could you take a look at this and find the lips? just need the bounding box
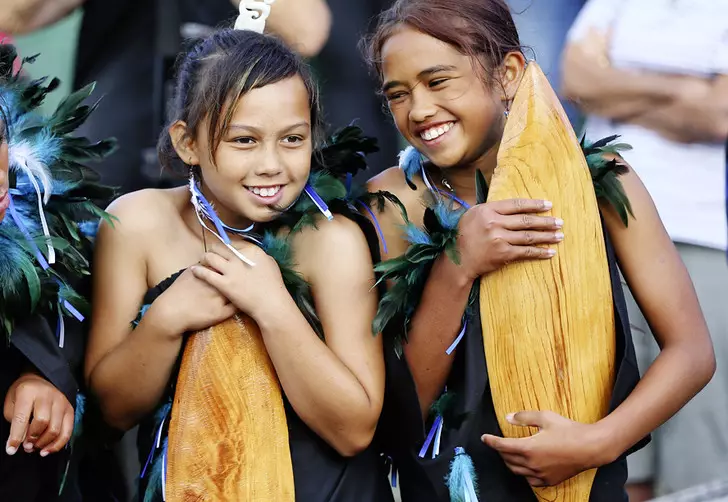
[245,185,281,198]
[417,121,455,143]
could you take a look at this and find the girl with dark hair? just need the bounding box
[362,0,715,500]
[85,6,394,501]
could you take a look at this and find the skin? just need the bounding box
[562,28,728,144]
[85,75,384,456]
[368,25,715,488]
[1,123,75,458]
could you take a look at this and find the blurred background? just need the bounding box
[2,1,726,501]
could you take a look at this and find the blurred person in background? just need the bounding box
[1,0,332,196]
[562,1,728,500]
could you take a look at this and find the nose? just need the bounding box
[253,146,284,178]
[408,87,437,124]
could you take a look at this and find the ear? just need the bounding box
[500,51,527,103]
[169,120,200,166]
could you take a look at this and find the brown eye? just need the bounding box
[429,78,448,88]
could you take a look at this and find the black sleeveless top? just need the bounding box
[136,210,394,502]
[377,227,649,502]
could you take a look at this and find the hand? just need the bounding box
[190,243,287,322]
[3,371,74,457]
[156,267,238,334]
[455,199,563,281]
[481,411,613,487]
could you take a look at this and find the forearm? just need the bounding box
[231,0,331,57]
[0,0,82,34]
[628,76,728,144]
[87,305,183,430]
[562,45,682,121]
[404,255,474,417]
[257,296,379,456]
[595,340,715,463]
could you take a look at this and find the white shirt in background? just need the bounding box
[567,0,728,251]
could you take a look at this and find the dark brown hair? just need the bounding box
[363,0,523,85]
[159,28,323,175]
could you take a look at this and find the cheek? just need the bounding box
[388,102,413,139]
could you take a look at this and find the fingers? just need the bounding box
[199,251,230,273]
[34,400,67,452]
[481,434,526,455]
[191,263,224,287]
[502,229,563,247]
[490,198,553,216]
[40,408,74,456]
[6,391,34,455]
[508,411,551,429]
[23,396,52,452]
[501,212,563,232]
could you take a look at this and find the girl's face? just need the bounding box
[380,25,517,170]
[176,75,313,228]
[0,127,9,223]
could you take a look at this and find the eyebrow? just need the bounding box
[381,64,458,93]
[227,121,310,134]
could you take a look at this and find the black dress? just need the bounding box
[378,227,650,502]
[135,210,394,502]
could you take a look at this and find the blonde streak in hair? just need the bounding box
[207,58,261,167]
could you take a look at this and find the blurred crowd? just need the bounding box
[1,1,726,501]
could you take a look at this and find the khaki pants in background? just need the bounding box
[625,243,728,496]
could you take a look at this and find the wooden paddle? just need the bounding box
[166,314,295,501]
[480,62,616,502]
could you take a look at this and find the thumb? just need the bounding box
[506,410,549,429]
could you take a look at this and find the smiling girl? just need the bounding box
[84,21,393,502]
[363,0,715,500]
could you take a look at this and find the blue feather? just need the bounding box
[445,447,479,502]
[404,223,432,245]
[398,146,424,184]
[433,201,465,230]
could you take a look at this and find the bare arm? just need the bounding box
[0,0,83,34]
[595,165,715,459]
[481,163,715,487]
[85,193,236,431]
[231,0,331,57]
[561,28,688,121]
[629,75,728,144]
[84,195,185,431]
[192,215,385,456]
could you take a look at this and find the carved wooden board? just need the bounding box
[166,314,295,501]
[480,63,616,502]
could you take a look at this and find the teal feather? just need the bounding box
[0,43,115,342]
[445,447,479,502]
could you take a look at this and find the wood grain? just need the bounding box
[480,63,616,502]
[166,314,295,501]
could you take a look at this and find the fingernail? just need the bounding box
[547,248,557,256]
[506,413,516,423]
[23,442,33,450]
[6,445,16,455]
[554,218,564,227]
[555,232,564,241]
[543,201,553,209]
[40,450,49,457]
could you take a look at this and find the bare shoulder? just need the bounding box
[101,188,184,238]
[289,214,373,278]
[367,166,423,209]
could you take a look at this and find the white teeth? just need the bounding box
[420,122,454,141]
[248,185,281,197]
